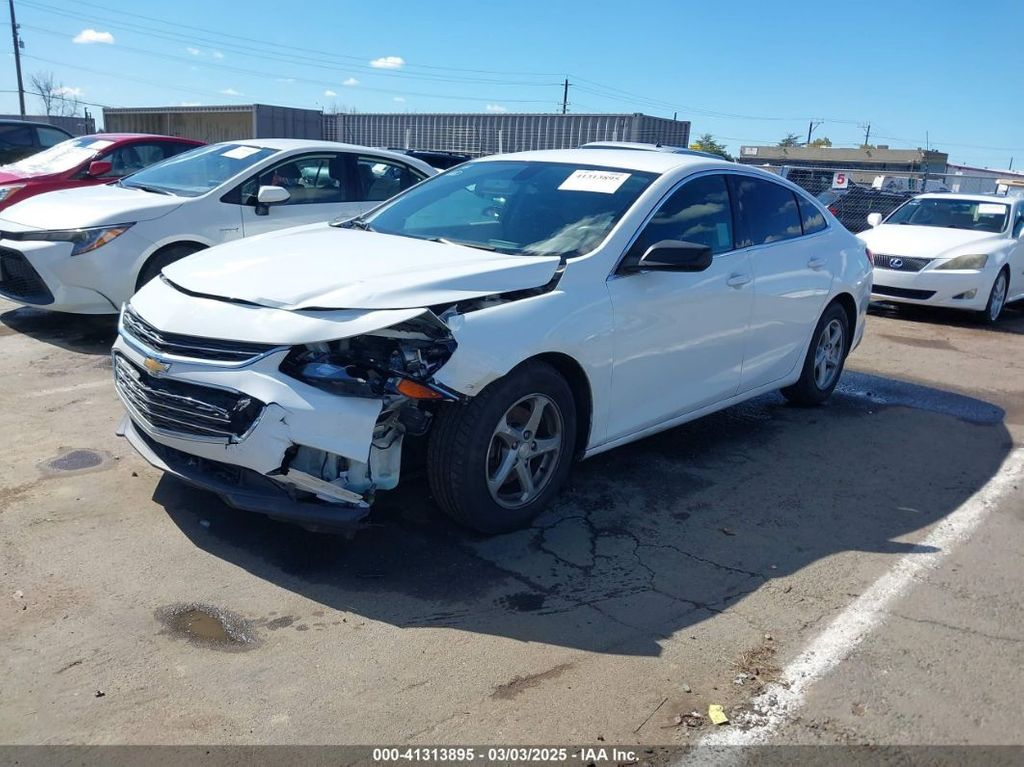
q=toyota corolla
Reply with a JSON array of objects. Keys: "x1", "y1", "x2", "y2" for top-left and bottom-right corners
[{"x1": 113, "y1": 149, "x2": 872, "y2": 533}]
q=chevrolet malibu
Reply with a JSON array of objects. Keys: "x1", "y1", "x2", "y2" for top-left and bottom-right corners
[
  {"x1": 114, "y1": 149, "x2": 872, "y2": 534},
  {"x1": 860, "y1": 193, "x2": 1024, "y2": 322},
  {"x1": 0, "y1": 139, "x2": 434, "y2": 313}
]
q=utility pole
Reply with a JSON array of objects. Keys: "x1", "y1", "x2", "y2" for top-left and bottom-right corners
[
  {"x1": 862, "y1": 122, "x2": 871, "y2": 146},
  {"x1": 561, "y1": 78, "x2": 569, "y2": 115},
  {"x1": 806, "y1": 119, "x2": 822, "y2": 145},
  {"x1": 8, "y1": 0, "x2": 25, "y2": 116}
]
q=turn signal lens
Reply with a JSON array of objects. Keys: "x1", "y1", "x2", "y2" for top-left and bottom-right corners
[{"x1": 396, "y1": 379, "x2": 444, "y2": 399}]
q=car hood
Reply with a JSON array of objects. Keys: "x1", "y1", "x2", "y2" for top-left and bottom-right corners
[
  {"x1": 0, "y1": 183, "x2": 185, "y2": 230},
  {"x1": 161, "y1": 224, "x2": 562, "y2": 310},
  {"x1": 0, "y1": 168, "x2": 57, "y2": 184},
  {"x1": 858, "y1": 224, "x2": 1007, "y2": 257}
]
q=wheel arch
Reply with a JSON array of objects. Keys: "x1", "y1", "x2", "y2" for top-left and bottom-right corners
[
  {"x1": 519, "y1": 351, "x2": 593, "y2": 459},
  {"x1": 830, "y1": 291, "x2": 858, "y2": 349},
  {"x1": 135, "y1": 240, "x2": 209, "y2": 291}
]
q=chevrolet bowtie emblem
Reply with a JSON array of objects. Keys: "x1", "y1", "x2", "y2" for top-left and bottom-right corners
[{"x1": 143, "y1": 357, "x2": 170, "y2": 376}]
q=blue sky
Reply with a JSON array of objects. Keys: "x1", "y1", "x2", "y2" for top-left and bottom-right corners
[{"x1": 4, "y1": 0, "x2": 1022, "y2": 168}]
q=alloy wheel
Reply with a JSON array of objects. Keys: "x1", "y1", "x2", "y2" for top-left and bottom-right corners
[
  {"x1": 485, "y1": 393, "x2": 563, "y2": 509},
  {"x1": 813, "y1": 318, "x2": 845, "y2": 390}
]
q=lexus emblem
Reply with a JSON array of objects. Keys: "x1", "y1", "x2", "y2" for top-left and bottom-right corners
[{"x1": 889, "y1": 257, "x2": 904, "y2": 269}]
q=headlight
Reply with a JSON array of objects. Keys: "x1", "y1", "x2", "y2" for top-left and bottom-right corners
[
  {"x1": 935, "y1": 253, "x2": 988, "y2": 270},
  {"x1": 0, "y1": 184, "x2": 26, "y2": 201},
  {"x1": 280, "y1": 317, "x2": 457, "y2": 400},
  {"x1": 20, "y1": 224, "x2": 134, "y2": 256}
]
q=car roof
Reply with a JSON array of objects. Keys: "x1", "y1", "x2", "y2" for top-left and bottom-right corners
[
  {"x1": 472, "y1": 147, "x2": 737, "y2": 174},
  {"x1": 202, "y1": 139, "x2": 436, "y2": 173},
  {"x1": 581, "y1": 141, "x2": 726, "y2": 160},
  {"x1": 914, "y1": 192, "x2": 1016, "y2": 204},
  {"x1": 0, "y1": 119, "x2": 72, "y2": 134},
  {"x1": 80, "y1": 133, "x2": 203, "y2": 143}
]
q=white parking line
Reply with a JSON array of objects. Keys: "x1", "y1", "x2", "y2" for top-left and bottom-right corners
[{"x1": 687, "y1": 447, "x2": 1024, "y2": 755}]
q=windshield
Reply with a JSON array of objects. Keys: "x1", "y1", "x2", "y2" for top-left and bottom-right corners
[
  {"x1": 2, "y1": 137, "x2": 114, "y2": 175},
  {"x1": 119, "y1": 143, "x2": 278, "y2": 197},
  {"x1": 346, "y1": 160, "x2": 658, "y2": 258},
  {"x1": 886, "y1": 198, "x2": 1010, "y2": 233}
]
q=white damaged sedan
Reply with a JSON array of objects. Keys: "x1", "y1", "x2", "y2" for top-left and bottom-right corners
[{"x1": 114, "y1": 149, "x2": 872, "y2": 533}]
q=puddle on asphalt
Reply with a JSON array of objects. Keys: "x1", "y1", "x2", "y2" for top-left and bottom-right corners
[
  {"x1": 157, "y1": 603, "x2": 259, "y2": 651},
  {"x1": 39, "y1": 448, "x2": 113, "y2": 476}
]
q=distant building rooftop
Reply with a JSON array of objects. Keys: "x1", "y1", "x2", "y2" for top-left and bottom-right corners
[{"x1": 738, "y1": 144, "x2": 948, "y2": 173}]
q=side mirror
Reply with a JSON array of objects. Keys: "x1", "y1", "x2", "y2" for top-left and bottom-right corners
[
  {"x1": 254, "y1": 185, "x2": 290, "y2": 216},
  {"x1": 633, "y1": 240, "x2": 713, "y2": 272},
  {"x1": 866, "y1": 212, "x2": 883, "y2": 228},
  {"x1": 86, "y1": 160, "x2": 113, "y2": 177}
]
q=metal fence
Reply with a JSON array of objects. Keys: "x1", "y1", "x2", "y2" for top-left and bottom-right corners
[{"x1": 755, "y1": 164, "x2": 1024, "y2": 233}]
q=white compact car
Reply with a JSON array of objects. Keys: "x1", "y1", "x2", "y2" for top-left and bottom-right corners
[
  {"x1": 0, "y1": 139, "x2": 434, "y2": 313},
  {"x1": 113, "y1": 149, "x2": 872, "y2": 533},
  {"x1": 859, "y1": 193, "x2": 1024, "y2": 322}
]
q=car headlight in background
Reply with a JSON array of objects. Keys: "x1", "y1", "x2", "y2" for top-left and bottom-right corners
[
  {"x1": 19, "y1": 224, "x2": 135, "y2": 256},
  {"x1": 0, "y1": 183, "x2": 26, "y2": 201},
  {"x1": 935, "y1": 254, "x2": 988, "y2": 270}
]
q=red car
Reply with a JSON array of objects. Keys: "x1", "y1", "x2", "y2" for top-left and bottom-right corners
[{"x1": 0, "y1": 133, "x2": 205, "y2": 211}]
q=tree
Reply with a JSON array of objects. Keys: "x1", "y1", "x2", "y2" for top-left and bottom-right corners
[
  {"x1": 809, "y1": 137, "x2": 833, "y2": 148},
  {"x1": 777, "y1": 133, "x2": 802, "y2": 147},
  {"x1": 29, "y1": 71, "x2": 81, "y2": 117},
  {"x1": 689, "y1": 133, "x2": 733, "y2": 161}
]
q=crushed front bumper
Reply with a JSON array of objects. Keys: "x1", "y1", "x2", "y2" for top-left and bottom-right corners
[{"x1": 119, "y1": 416, "x2": 371, "y2": 529}]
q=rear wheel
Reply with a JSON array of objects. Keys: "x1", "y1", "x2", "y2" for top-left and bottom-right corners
[
  {"x1": 978, "y1": 268, "x2": 1009, "y2": 324},
  {"x1": 135, "y1": 243, "x2": 205, "y2": 291},
  {"x1": 781, "y1": 302, "x2": 850, "y2": 406},
  {"x1": 427, "y1": 361, "x2": 576, "y2": 534}
]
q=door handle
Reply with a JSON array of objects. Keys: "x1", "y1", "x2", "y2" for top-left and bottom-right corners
[
  {"x1": 727, "y1": 273, "x2": 752, "y2": 288},
  {"x1": 808, "y1": 257, "x2": 827, "y2": 270}
]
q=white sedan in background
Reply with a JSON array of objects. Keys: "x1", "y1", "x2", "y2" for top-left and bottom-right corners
[
  {"x1": 0, "y1": 139, "x2": 434, "y2": 313},
  {"x1": 114, "y1": 149, "x2": 871, "y2": 534},
  {"x1": 859, "y1": 193, "x2": 1024, "y2": 322}
]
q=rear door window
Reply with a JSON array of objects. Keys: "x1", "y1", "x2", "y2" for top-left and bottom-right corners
[
  {"x1": 797, "y1": 196, "x2": 827, "y2": 234},
  {"x1": 729, "y1": 175, "x2": 803, "y2": 247},
  {"x1": 37, "y1": 126, "x2": 70, "y2": 148}
]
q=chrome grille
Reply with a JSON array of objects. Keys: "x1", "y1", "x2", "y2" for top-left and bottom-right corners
[
  {"x1": 873, "y1": 253, "x2": 932, "y2": 272},
  {"x1": 121, "y1": 306, "x2": 279, "y2": 363},
  {"x1": 114, "y1": 354, "x2": 264, "y2": 441}
]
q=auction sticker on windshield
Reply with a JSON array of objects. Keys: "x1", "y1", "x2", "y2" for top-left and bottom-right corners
[
  {"x1": 222, "y1": 146, "x2": 262, "y2": 160},
  {"x1": 558, "y1": 169, "x2": 631, "y2": 193},
  {"x1": 977, "y1": 203, "x2": 1007, "y2": 215}
]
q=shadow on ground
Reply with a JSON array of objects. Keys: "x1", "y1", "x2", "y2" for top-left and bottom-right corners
[
  {"x1": 869, "y1": 299, "x2": 1024, "y2": 335},
  {"x1": 0, "y1": 307, "x2": 118, "y2": 355},
  {"x1": 153, "y1": 371, "x2": 1013, "y2": 656}
]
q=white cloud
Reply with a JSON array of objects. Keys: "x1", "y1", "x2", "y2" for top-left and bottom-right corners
[
  {"x1": 393, "y1": 96, "x2": 406, "y2": 103},
  {"x1": 180, "y1": 101, "x2": 202, "y2": 107},
  {"x1": 343, "y1": 77, "x2": 359, "y2": 86},
  {"x1": 370, "y1": 56, "x2": 405, "y2": 69},
  {"x1": 485, "y1": 104, "x2": 507, "y2": 113},
  {"x1": 324, "y1": 89, "x2": 337, "y2": 97},
  {"x1": 186, "y1": 46, "x2": 201, "y2": 56},
  {"x1": 219, "y1": 88, "x2": 241, "y2": 96},
  {"x1": 55, "y1": 86, "x2": 83, "y2": 97},
  {"x1": 211, "y1": 50, "x2": 224, "y2": 59},
  {"x1": 73, "y1": 28, "x2": 114, "y2": 45},
  {"x1": 275, "y1": 77, "x2": 295, "y2": 83}
]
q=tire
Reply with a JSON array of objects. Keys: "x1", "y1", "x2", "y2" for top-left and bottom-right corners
[
  {"x1": 977, "y1": 268, "x2": 1009, "y2": 325},
  {"x1": 781, "y1": 302, "x2": 850, "y2": 406},
  {"x1": 427, "y1": 360, "x2": 577, "y2": 534},
  {"x1": 135, "y1": 244, "x2": 205, "y2": 291}
]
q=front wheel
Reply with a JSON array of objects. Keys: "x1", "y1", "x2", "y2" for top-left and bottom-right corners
[
  {"x1": 781, "y1": 302, "x2": 850, "y2": 406},
  {"x1": 427, "y1": 361, "x2": 576, "y2": 534},
  {"x1": 977, "y1": 269, "x2": 1009, "y2": 325}
]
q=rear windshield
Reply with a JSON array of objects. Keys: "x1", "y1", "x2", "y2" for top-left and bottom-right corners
[
  {"x1": 3, "y1": 137, "x2": 111, "y2": 175},
  {"x1": 350, "y1": 160, "x2": 659, "y2": 258},
  {"x1": 886, "y1": 198, "x2": 1010, "y2": 233},
  {"x1": 119, "y1": 143, "x2": 279, "y2": 197}
]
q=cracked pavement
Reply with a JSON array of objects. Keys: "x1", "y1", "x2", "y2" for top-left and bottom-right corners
[{"x1": 1, "y1": 298, "x2": 1023, "y2": 746}]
